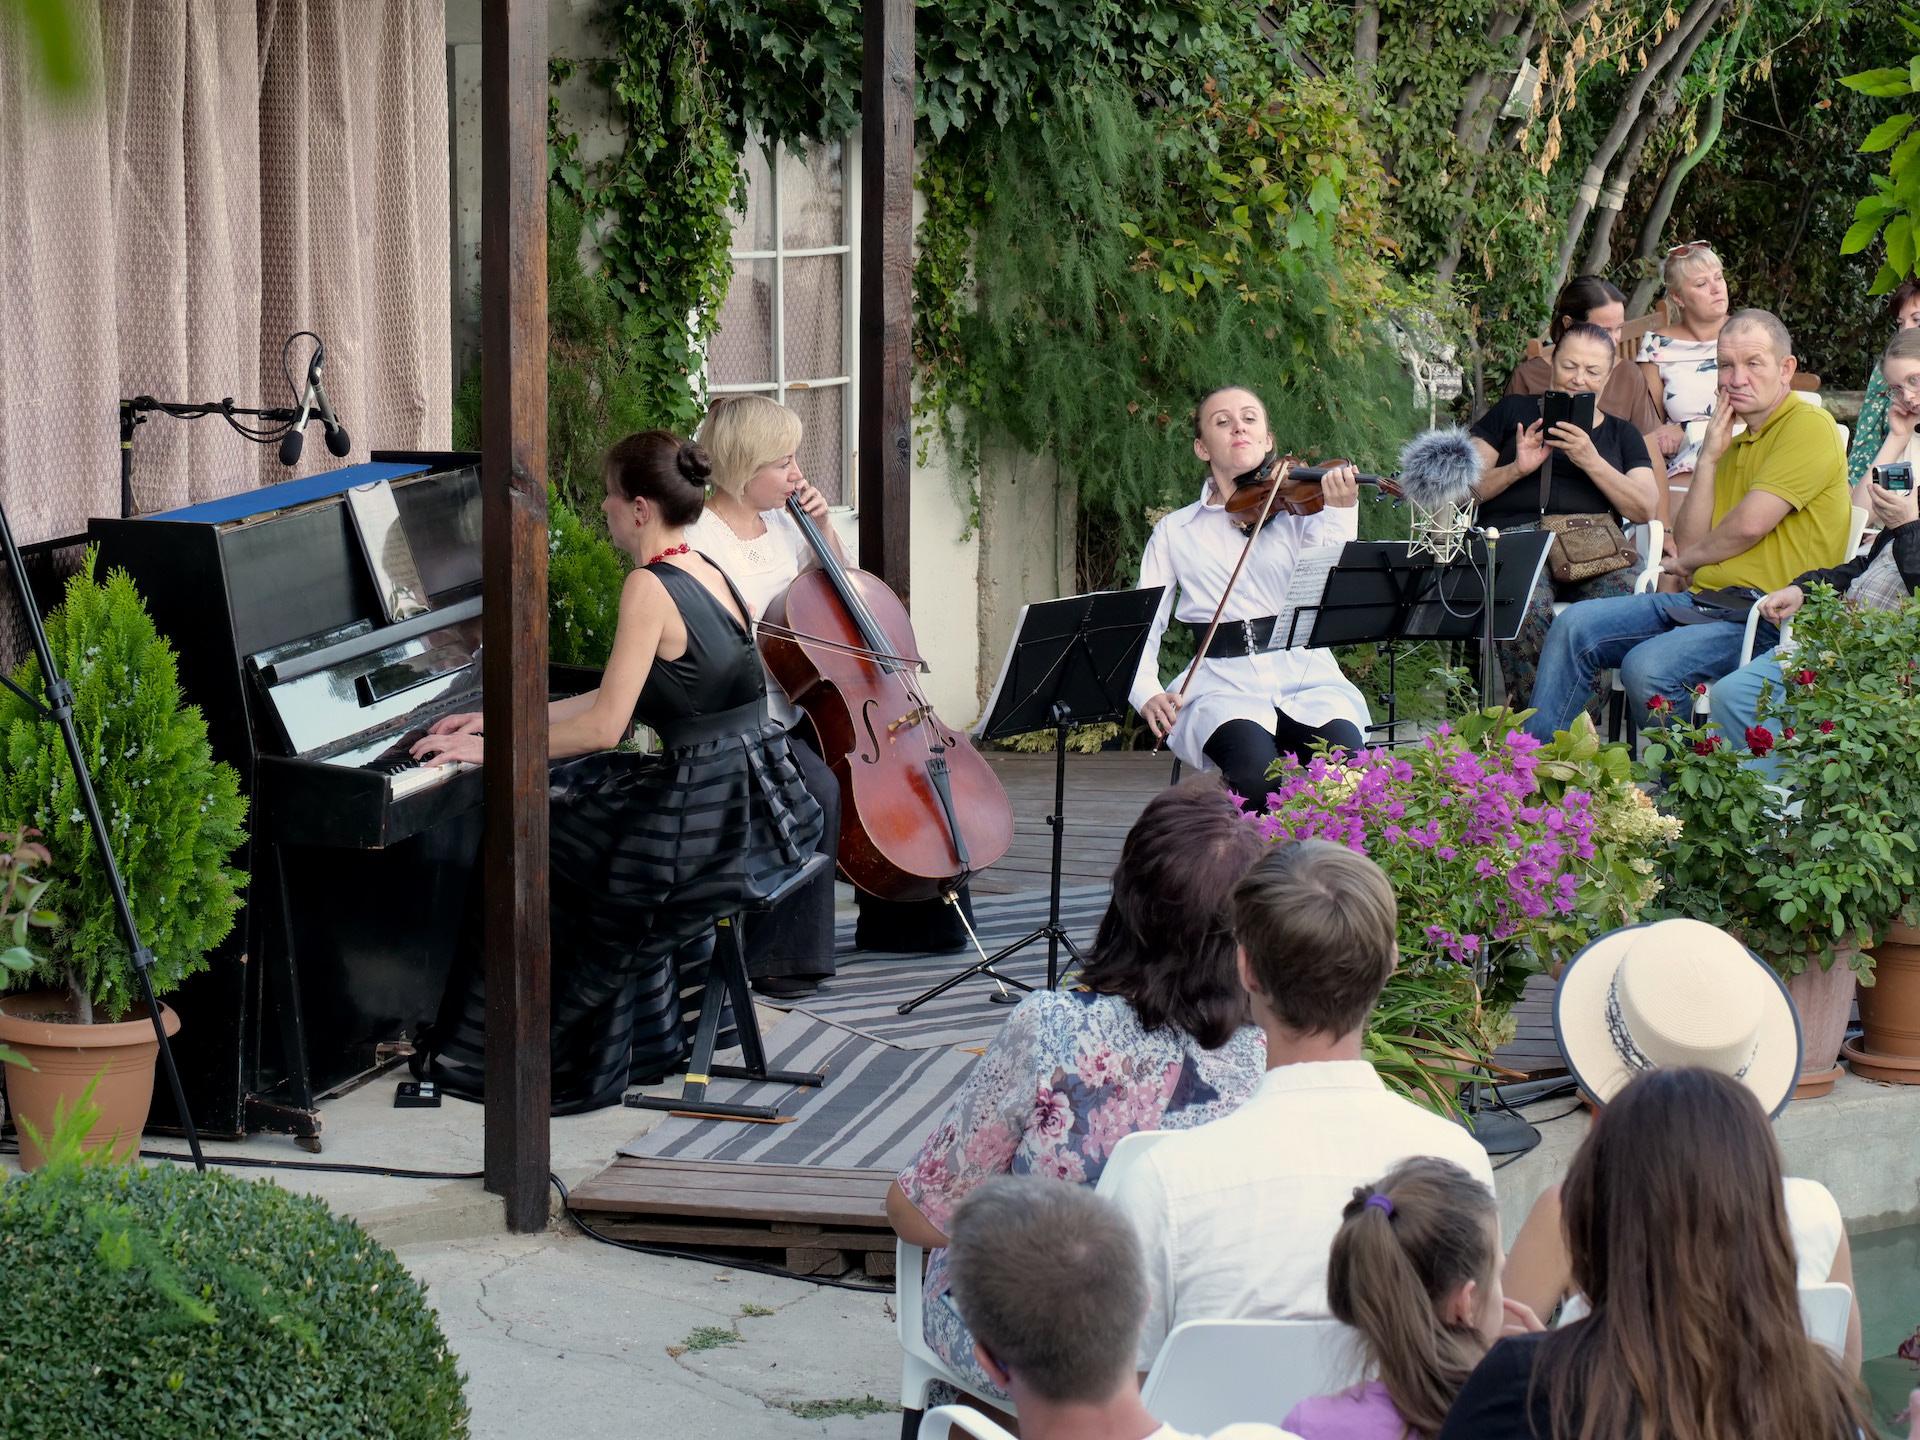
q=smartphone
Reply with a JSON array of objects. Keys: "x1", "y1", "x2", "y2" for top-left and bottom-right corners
[
  {"x1": 1875, "y1": 460, "x2": 1914, "y2": 494},
  {"x1": 1541, "y1": 390, "x2": 1597, "y2": 432}
]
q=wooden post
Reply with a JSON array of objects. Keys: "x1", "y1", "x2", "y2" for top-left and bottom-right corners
[
  {"x1": 859, "y1": 0, "x2": 915, "y2": 597},
  {"x1": 480, "y1": 0, "x2": 551, "y2": 1233}
]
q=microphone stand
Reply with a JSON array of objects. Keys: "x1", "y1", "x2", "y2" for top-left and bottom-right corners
[{"x1": 118, "y1": 396, "x2": 304, "y2": 518}]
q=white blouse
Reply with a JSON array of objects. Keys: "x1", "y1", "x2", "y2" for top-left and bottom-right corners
[
  {"x1": 684, "y1": 507, "x2": 818, "y2": 727},
  {"x1": 1127, "y1": 485, "x2": 1370, "y2": 774}
]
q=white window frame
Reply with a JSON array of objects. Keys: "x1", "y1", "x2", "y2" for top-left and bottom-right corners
[{"x1": 705, "y1": 134, "x2": 862, "y2": 507}]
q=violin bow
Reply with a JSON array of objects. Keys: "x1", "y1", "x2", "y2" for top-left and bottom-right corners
[
  {"x1": 753, "y1": 619, "x2": 930, "y2": 672},
  {"x1": 1153, "y1": 456, "x2": 1293, "y2": 753}
]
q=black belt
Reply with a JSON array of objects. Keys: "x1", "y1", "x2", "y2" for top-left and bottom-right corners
[
  {"x1": 1184, "y1": 615, "x2": 1278, "y2": 660},
  {"x1": 654, "y1": 699, "x2": 769, "y2": 750}
]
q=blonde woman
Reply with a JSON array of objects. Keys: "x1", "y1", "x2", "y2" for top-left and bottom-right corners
[
  {"x1": 1637, "y1": 242, "x2": 1731, "y2": 488},
  {"x1": 692, "y1": 396, "x2": 976, "y2": 962}
]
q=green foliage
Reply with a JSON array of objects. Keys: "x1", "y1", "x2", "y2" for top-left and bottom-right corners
[
  {"x1": 680, "y1": 1325, "x2": 740, "y2": 1352},
  {"x1": 1, "y1": 0, "x2": 85, "y2": 98},
  {"x1": 1642, "y1": 589, "x2": 1920, "y2": 976},
  {"x1": 0, "y1": 559, "x2": 246, "y2": 1018},
  {"x1": 1364, "y1": 962, "x2": 1495, "y2": 1119},
  {"x1": 0, "y1": 829, "x2": 52, "y2": 1067},
  {"x1": 784, "y1": 1396, "x2": 894, "y2": 1420},
  {"x1": 0, "y1": 1156, "x2": 468, "y2": 1438},
  {"x1": 548, "y1": 486, "x2": 631, "y2": 668},
  {"x1": 1843, "y1": 8, "x2": 1920, "y2": 295}
]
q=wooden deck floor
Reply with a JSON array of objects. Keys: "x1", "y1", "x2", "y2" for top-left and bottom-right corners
[{"x1": 977, "y1": 748, "x2": 1565, "y2": 1079}]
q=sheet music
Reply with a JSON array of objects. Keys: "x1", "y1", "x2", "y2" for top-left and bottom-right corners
[
  {"x1": 345, "y1": 481, "x2": 431, "y2": 624},
  {"x1": 1269, "y1": 545, "x2": 1345, "y2": 651}
]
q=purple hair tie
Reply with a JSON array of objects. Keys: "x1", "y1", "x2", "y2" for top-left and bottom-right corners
[{"x1": 1364, "y1": 1193, "x2": 1395, "y2": 1219}]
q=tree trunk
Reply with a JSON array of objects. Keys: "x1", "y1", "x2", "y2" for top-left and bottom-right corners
[
  {"x1": 1579, "y1": 0, "x2": 1721, "y2": 275},
  {"x1": 1549, "y1": 0, "x2": 1725, "y2": 294},
  {"x1": 1355, "y1": 2, "x2": 1380, "y2": 91},
  {"x1": 1625, "y1": 5, "x2": 1752, "y2": 315}
]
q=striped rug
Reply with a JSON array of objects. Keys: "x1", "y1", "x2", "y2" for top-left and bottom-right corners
[
  {"x1": 784, "y1": 882, "x2": 1113, "y2": 1049},
  {"x1": 618, "y1": 1015, "x2": 977, "y2": 1171}
]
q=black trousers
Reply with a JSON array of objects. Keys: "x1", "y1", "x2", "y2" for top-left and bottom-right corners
[{"x1": 1202, "y1": 711, "x2": 1365, "y2": 809}]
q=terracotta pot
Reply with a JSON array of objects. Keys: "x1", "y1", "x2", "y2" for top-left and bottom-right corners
[
  {"x1": 1784, "y1": 949, "x2": 1858, "y2": 1100},
  {"x1": 0, "y1": 991, "x2": 179, "y2": 1170},
  {"x1": 1858, "y1": 920, "x2": 1920, "y2": 1060}
]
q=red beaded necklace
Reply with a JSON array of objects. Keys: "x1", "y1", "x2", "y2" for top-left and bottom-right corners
[{"x1": 646, "y1": 542, "x2": 691, "y2": 567}]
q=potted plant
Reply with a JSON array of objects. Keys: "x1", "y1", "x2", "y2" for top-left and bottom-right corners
[
  {"x1": 1643, "y1": 589, "x2": 1920, "y2": 1096},
  {"x1": 1250, "y1": 709, "x2": 1671, "y2": 1112},
  {"x1": 0, "y1": 558, "x2": 247, "y2": 1167}
]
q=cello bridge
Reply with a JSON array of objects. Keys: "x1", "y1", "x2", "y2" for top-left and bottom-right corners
[{"x1": 887, "y1": 705, "x2": 930, "y2": 736}]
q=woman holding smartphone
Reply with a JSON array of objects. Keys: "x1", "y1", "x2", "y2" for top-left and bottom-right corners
[{"x1": 1468, "y1": 324, "x2": 1660, "y2": 710}]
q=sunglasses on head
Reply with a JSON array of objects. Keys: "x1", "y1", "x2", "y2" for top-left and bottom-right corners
[{"x1": 1666, "y1": 240, "x2": 1714, "y2": 259}]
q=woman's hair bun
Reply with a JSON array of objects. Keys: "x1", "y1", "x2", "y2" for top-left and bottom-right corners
[{"x1": 675, "y1": 441, "x2": 714, "y2": 487}]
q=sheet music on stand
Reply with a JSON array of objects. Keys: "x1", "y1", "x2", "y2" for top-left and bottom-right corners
[
  {"x1": 1273, "y1": 534, "x2": 1554, "y2": 651},
  {"x1": 1269, "y1": 545, "x2": 1345, "y2": 654}
]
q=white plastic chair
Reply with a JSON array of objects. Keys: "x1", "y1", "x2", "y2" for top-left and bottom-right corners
[
  {"x1": 918, "y1": 1405, "x2": 1016, "y2": 1440},
  {"x1": 1730, "y1": 503, "x2": 1867, "y2": 671},
  {"x1": 1799, "y1": 1280, "x2": 1854, "y2": 1360},
  {"x1": 894, "y1": 1131, "x2": 1171, "y2": 1434},
  {"x1": 1139, "y1": 1318, "x2": 1356, "y2": 1435}
]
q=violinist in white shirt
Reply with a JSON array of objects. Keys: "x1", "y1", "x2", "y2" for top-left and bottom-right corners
[{"x1": 1130, "y1": 386, "x2": 1370, "y2": 808}]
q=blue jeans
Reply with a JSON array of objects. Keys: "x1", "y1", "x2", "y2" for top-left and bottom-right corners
[
  {"x1": 1709, "y1": 651, "x2": 1787, "y2": 782},
  {"x1": 1522, "y1": 592, "x2": 1778, "y2": 742}
]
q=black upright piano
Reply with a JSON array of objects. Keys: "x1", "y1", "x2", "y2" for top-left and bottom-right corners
[{"x1": 90, "y1": 452, "x2": 496, "y2": 1143}]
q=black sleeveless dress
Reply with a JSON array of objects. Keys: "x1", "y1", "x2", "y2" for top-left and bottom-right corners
[{"x1": 421, "y1": 559, "x2": 825, "y2": 1114}]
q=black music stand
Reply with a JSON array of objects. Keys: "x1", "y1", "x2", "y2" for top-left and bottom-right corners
[{"x1": 896, "y1": 586, "x2": 1165, "y2": 1015}]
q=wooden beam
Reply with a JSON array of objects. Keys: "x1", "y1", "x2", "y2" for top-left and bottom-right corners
[
  {"x1": 479, "y1": 0, "x2": 551, "y2": 1233},
  {"x1": 858, "y1": 0, "x2": 915, "y2": 599}
]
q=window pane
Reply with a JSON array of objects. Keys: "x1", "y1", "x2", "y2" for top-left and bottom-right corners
[
  {"x1": 729, "y1": 142, "x2": 775, "y2": 253},
  {"x1": 710, "y1": 257, "x2": 775, "y2": 386},
  {"x1": 781, "y1": 254, "x2": 844, "y2": 384},
  {"x1": 779, "y1": 140, "x2": 845, "y2": 250},
  {"x1": 787, "y1": 384, "x2": 846, "y2": 507}
]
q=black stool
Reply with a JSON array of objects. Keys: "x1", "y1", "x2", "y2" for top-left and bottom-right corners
[{"x1": 625, "y1": 852, "x2": 832, "y2": 1123}]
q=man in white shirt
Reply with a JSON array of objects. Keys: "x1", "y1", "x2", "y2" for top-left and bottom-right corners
[
  {"x1": 946, "y1": 1175, "x2": 1301, "y2": 1440},
  {"x1": 1108, "y1": 840, "x2": 1496, "y2": 1369}
]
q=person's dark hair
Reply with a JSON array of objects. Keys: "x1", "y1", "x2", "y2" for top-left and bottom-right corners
[
  {"x1": 1192, "y1": 383, "x2": 1268, "y2": 438},
  {"x1": 1555, "y1": 322, "x2": 1618, "y2": 360},
  {"x1": 1549, "y1": 276, "x2": 1627, "y2": 342},
  {"x1": 1886, "y1": 278, "x2": 1920, "y2": 330},
  {"x1": 946, "y1": 1176, "x2": 1147, "y2": 1405},
  {"x1": 604, "y1": 429, "x2": 710, "y2": 526},
  {"x1": 1231, "y1": 840, "x2": 1397, "y2": 1037},
  {"x1": 1536, "y1": 1067, "x2": 1867, "y2": 1440},
  {"x1": 1077, "y1": 782, "x2": 1262, "y2": 1049},
  {"x1": 1328, "y1": 1157, "x2": 1499, "y2": 1437}
]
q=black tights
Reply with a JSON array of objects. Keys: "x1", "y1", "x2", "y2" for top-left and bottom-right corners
[{"x1": 1203, "y1": 713, "x2": 1365, "y2": 809}]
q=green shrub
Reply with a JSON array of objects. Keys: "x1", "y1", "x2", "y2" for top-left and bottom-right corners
[
  {"x1": 0, "y1": 1158, "x2": 469, "y2": 1439},
  {"x1": 549, "y1": 486, "x2": 631, "y2": 668},
  {"x1": 0, "y1": 557, "x2": 247, "y2": 1019}
]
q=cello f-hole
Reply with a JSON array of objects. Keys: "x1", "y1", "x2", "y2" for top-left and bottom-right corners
[{"x1": 857, "y1": 697, "x2": 885, "y2": 764}]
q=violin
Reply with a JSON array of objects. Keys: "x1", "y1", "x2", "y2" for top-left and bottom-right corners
[
  {"x1": 758, "y1": 498, "x2": 1015, "y2": 902},
  {"x1": 1223, "y1": 453, "x2": 1400, "y2": 530}
]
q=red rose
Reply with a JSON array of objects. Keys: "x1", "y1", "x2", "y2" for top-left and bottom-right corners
[
  {"x1": 1795, "y1": 669, "x2": 1817, "y2": 687},
  {"x1": 1692, "y1": 736, "x2": 1723, "y2": 755},
  {"x1": 1744, "y1": 726, "x2": 1775, "y2": 757},
  {"x1": 1817, "y1": 719, "x2": 1835, "y2": 734},
  {"x1": 1646, "y1": 694, "x2": 1672, "y2": 714},
  {"x1": 1695, "y1": 683, "x2": 1709, "y2": 696},
  {"x1": 1783, "y1": 726, "x2": 1796, "y2": 740}
]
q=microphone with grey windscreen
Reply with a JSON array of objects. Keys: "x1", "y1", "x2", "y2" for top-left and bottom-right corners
[{"x1": 1395, "y1": 426, "x2": 1480, "y2": 562}]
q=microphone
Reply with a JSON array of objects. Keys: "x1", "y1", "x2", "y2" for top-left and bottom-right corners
[
  {"x1": 313, "y1": 366, "x2": 352, "y2": 457},
  {"x1": 276, "y1": 338, "x2": 353, "y2": 465},
  {"x1": 1395, "y1": 427, "x2": 1481, "y2": 563},
  {"x1": 277, "y1": 373, "x2": 317, "y2": 466}
]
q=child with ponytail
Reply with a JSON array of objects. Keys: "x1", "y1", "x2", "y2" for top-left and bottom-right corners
[{"x1": 1283, "y1": 1156, "x2": 1539, "y2": 1440}]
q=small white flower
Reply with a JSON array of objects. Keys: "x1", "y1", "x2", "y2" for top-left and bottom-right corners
[{"x1": 68, "y1": 808, "x2": 83, "y2": 823}]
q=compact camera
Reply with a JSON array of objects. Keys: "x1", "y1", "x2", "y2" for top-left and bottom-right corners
[{"x1": 1874, "y1": 460, "x2": 1914, "y2": 494}]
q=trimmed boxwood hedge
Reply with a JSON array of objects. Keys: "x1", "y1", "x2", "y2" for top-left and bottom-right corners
[{"x1": 0, "y1": 1159, "x2": 468, "y2": 1438}]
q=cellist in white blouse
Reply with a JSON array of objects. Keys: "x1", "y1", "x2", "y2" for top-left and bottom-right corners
[{"x1": 1129, "y1": 385, "x2": 1371, "y2": 807}]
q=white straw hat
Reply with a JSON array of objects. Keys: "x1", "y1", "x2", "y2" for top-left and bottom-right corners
[{"x1": 1553, "y1": 918, "x2": 1802, "y2": 1118}]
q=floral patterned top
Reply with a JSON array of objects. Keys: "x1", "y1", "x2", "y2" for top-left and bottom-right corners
[
  {"x1": 1637, "y1": 329, "x2": 1720, "y2": 476},
  {"x1": 1849, "y1": 363, "x2": 1891, "y2": 489},
  {"x1": 898, "y1": 987, "x2": 1265, "y2": 1304}
]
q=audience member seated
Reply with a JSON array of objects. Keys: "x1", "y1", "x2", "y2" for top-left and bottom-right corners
[
  {"x1": 1846, "y1": 279, "x2": 1920, "y2": 504},
  {"x1": 1507, "y1": 276, "x2": 1665, "y2": 447},
  {"x1": 1852, "y1": 327, "x2": 1920, "y2": 517},
  {"x1": 945, "y1": 1176, "x2": 1303, "y2": 1440},
  {"x1": 1713, "y1": 460, "x2": 1919, "y2": 780},
  {"x1": 1471, "y1": 322, "x2": 1660, "y2": 711},
  {"x1": 1637, "y1": 242, "x2": 1731, "y2": 490},
  {"x1": 1284, "y1": 1157, "x2": 1542, "y2": 1440},
  {"x1": 1437, "y1": 1068, "x2": 1868, "y2": 1440},
  {"x1": 1107, "y1": 841, "x2": 1495, "y2": 1371},
  {"x1": 1501, "y1": 918, "x2": 1861, "y2": 1371},
  {"x1": 889, "y1": 783, "x2": 1268, "y2": 1398},
  {"x1": 1523, "y1": 309, "x2": 1849, "y2": 741}
]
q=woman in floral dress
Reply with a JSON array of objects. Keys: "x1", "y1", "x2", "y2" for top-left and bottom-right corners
[{"x1": 886, "y1": 782, "x2": 1269, "y2": 1397}]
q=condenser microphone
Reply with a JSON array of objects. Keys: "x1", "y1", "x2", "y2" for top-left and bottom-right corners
[
  {"x1": 312, "y1": 365, "x2": 352, "y2": 457},
  {"x1": 277, "y1": 372, "x2": 317, "y2": 466},
  {"x1": 1396, "y1": 426, "x2": 1481, "y2": 563}
]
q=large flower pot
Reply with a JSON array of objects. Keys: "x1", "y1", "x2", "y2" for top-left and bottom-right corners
[
  {"x1": 1785, "y1": 950, "x2": 1858, "y2": 1100},
  {"x1": 0, "y1": 991, "x2": 180, "y2": 1170},
  {"x1": 1844, "y1": 921, "x2": 1920, "y2": 1083}
]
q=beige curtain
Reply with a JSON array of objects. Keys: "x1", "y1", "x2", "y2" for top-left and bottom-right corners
[{"x1": 0, "y1": 0, "x2": 449, "y2": 540}]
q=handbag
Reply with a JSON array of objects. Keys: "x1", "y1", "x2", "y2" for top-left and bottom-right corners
[{"x1": 1537, "y1": 447, "x2": 1635, "y2": 584}]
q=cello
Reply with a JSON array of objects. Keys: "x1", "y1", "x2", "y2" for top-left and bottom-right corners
[{"x1": 759, "y1": 498, "x2": 1015, "y2": 901}]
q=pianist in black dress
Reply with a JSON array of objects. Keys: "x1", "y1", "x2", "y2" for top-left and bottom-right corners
[{"x1": 410, "y1": 430, "x2": 824, "y2": 1114}]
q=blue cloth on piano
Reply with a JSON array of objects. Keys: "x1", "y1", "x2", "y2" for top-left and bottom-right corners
[{"x1": 147, "y1": 462, "x2": 429, "y2": 525}]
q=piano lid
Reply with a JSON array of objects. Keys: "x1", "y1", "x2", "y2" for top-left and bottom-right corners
[{"x1": 146, "y1": 462, "x2": 430, "y2": 527}]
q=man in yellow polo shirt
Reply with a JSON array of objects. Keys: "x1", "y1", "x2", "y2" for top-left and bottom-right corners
[{"x1": 1523, "y1": 308, "x2": 1848, "y2": 740}]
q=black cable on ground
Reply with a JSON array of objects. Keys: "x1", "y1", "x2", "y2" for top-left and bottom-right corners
[{"x1": 0, "y1": 1137, "x2": 483, "y2": 1181}]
